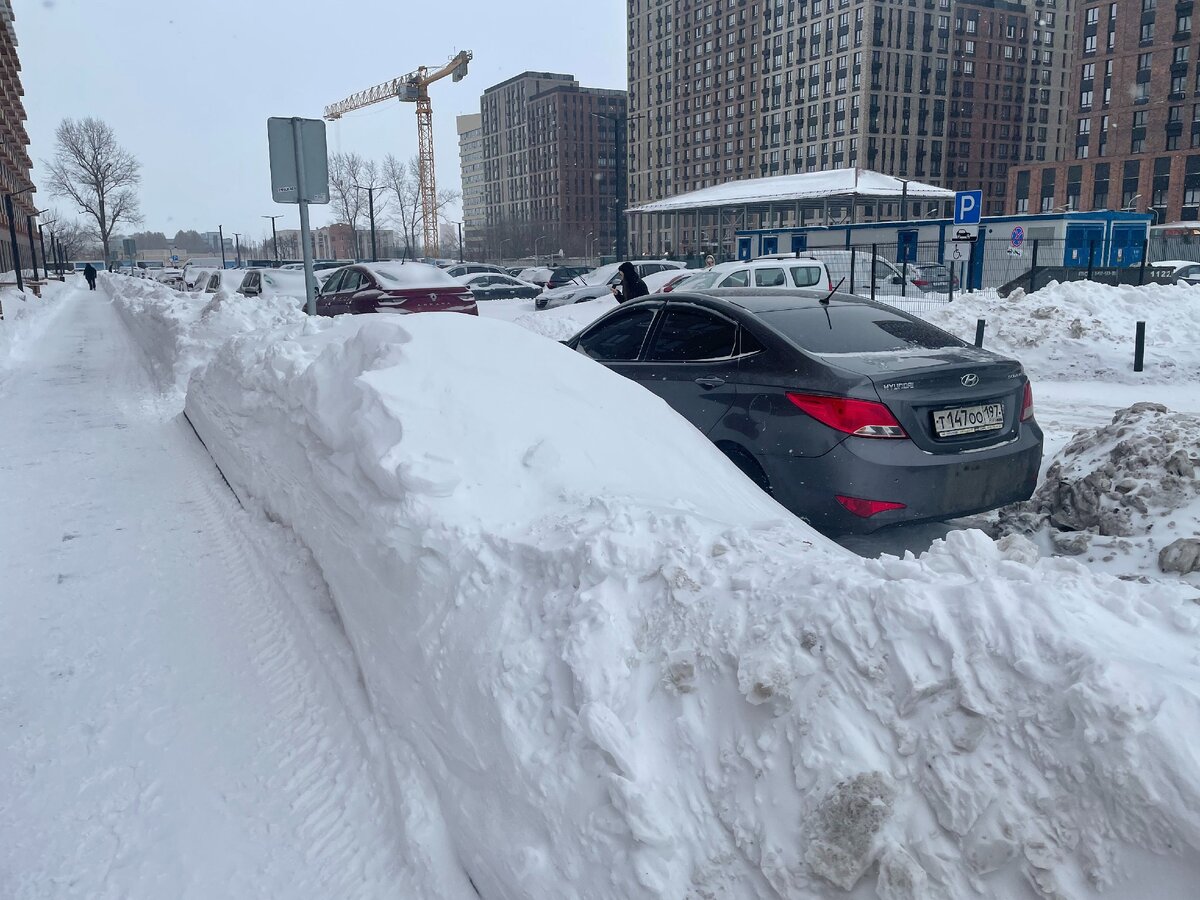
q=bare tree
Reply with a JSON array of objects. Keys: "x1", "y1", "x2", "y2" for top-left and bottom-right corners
[
  {"x1": 41, "y1": 208, "x2": 95, "y2": 261},
  {"x1": 328, "y1": 152, "x2": 367, "y2": 229},
  {"x1": 383, "y1": 154, "x2": 461, "y2": 258},
  {"x1": 44, "y1": 118, "x2": 142, "y2": 262}
]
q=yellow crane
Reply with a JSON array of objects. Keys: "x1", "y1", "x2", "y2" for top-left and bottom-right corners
[{"x1": 324, "y1": 51, "x2": 472, "y2": 257}]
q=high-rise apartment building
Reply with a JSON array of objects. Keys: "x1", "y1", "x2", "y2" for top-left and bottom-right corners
[
  {"x1": 1008, "y1": 0, "x2": 1200, "y2": 224},
  {"x1": 626, "y1": 0, "x2": 1072, "y2": 217},
  {"x1": 457, "y1": 113, "x2": 487, "y2": 260},
  {"x1": 1, "y1": 2, "x2": 38, "y2": 277},
  {"x1": 475, "y1": 72, "x2": 627, "y2": 258}
]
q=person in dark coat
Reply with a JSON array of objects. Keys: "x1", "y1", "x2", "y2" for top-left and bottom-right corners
[
  {"x1": 611, "y1": 262, "x2": 649, "y2": 304},
  {"x1": 83, "y1": 263, "x2": 97, "y2": 291}
]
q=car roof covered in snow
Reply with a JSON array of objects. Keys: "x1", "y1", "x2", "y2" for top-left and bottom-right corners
[{"x1": 359, "y1": 261, "x2": 461, "y2": 287}]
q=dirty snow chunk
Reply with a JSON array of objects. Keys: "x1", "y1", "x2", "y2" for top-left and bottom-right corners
[
  {"x1": 805, "y1": 772, "x2": 896, "y2": 890},
  {"x1": 1160, "y1": 538, "x2": 1200, "y2": 574},
  {"x1": 921, "y1": 281, "x2": 1200, "y2": 385},
  {"x1": 996, "y1": 402, "x2": 1200, "y2": 582}
]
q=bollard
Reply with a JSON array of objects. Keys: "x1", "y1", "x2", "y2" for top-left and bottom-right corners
[
  {"x1": 1139, "y1": 238, "x2": 1148, "y2": 285},
  {"x1": 974, "y1": 318, "x2": 986, "y2": 347},
  {"x1": 1087, "y1": 239, "x2": 1096, "y2": 281},
  {"x1": 1134, "y1": 320, "x2": 1146, "y2": 372},
  {"x1": 871, "y1": 243, "x2": 877, "y2": 303},
  {"x1": 948, "y1": 259, "x2": 955, "y2": 304},
  {"x1": 967, "y1": 239, "x2": 977, "y2": 294},
  {"x1": 1027, "y1": 239, "x2": 1040, "y2": 294}
]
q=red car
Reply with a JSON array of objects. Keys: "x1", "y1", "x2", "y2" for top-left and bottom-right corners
[{"x1": 315, "y1": 262, "x2": 477, "y2": 317}]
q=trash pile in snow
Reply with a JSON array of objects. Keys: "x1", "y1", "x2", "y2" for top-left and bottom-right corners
[
  {"x1": 991, "y1": 402, "x2": 1200, "y2": 583},
  {"x1": 920, "y1": 280, "x2": 1200, "y2": 384},
  {"x1": 0, "y1": 280, "x2": 70, "y2": 369},
  {"x1": 99, "y1": 277, "x2": 1200, "y2": 898}
]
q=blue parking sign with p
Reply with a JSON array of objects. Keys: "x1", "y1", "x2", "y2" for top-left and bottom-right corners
[{"x1": 954, "y1": 190, "x2": 982, "y2": 225}]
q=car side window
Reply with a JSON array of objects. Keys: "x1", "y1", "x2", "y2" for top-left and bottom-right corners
[
  {"x1": 719, "y1": 269, "x2": 750, "y2": 287},
  {"x1": 320, "y1": 271, "x2": 345, "y2": 294},
  {"x1": 646, "y1": 307, "x2": 738, "y2": 362},
  {"x1": 754, "y1": 268, "x2": 786, "y2": 287},
  {"x1": 790, "y1": 265, "x2": 822, "y2": 287},
  {"x1": 341, "y1": 271, "x2": 363, "y2": 292},
  {"x1": 577, "y1": 307, "x2": 658, "y2": 361}
]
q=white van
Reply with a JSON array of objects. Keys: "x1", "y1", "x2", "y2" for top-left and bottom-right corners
[
  {"x1": 757, "y1": 250, "x2": 950, "y2": 296},
  {"x1": 672, "y1": 257, "x2": 832, "y2": 292}
]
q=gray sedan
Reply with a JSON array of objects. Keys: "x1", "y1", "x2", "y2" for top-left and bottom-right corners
[{"x1": 566, "y1": 289, "x2": 1042, "y2": 533}]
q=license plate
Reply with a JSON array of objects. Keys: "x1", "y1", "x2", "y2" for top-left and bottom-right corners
[{"x1": 932, "y1": 402, "x2": 1004, "y2": 437}]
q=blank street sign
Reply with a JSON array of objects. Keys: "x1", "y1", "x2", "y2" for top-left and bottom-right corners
[{"x1": 267, "y1": 118, "x2": 330, "y2": 205}]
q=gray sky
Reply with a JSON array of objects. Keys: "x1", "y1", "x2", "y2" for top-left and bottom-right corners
[{"x1": 17, "y1": 0, "x2": 625, "y2": 244}]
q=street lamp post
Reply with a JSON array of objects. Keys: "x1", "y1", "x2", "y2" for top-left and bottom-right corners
[
  {"x1": 534, "y1": 234, "x2": 547, "y2": 266},
  {"x1": 262, "y1": 214, "x2": 282, "y2": 263},
  {"x1": 4, "y1": 187, "x2": 33, "y2": 291},
  {"x1": 26, "y1": 212, "x2": 43, "y2": 281},
  {"x1": 585, "y1": 231, "x2": 593, "y2": 263},
  {"x1": 455, "y1": 222, "x2": 464, "y2": 263},
  {"x1": 232, "y1": 232, "x2": 242, "y2": 268},
  {"x1": 218, "y1": 224, "x2": 227, "y2": 268},
  {"x1": 352, "y1": 183, "x2": 383, "y2": 262},
  {"x1": 499, "y1": 237, "x2": 512, "y2": 262},
  {"x1": 37, "y1": 222, "x2": 49, "y2": 282},
  {"x1": 590, "y1": 110, "x2": 627, "y2": 260}
]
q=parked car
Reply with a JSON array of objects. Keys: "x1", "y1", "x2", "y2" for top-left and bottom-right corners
[
  {"x1": 315, "y1": 261, "x2": 477, "y2": 317},
  {"x1": 1152, "y1": 259, "x2": 1200, "y2": 285},
  {"x1": 642, "y1": 268, "x2": 703, "y2": 294},
  {"x1": 536, "y1": 260, "x2": 688, "y2": 310},
  {"x1": 565, "y1": 289, "x2": 1042, "y2": 534},
  {"x1": 517, "y1": 266, "x2": 556, "y2": 286},
  {"x1": 455, "y1": 272, "x2": 543, "y2": 300},
  {"x1": 504, "y1": 267, "x2": 527, "y2": 278},
  {"x1": 672, "y1": 258, "x2": 832, "y2": 293},
  {"x1": 444, "y1": 263, "x2": 509, "y2": 279},
  {"x1": 237, "y1": 268, "x2": 319, "y2": 303},
  {"x1": 758, "y1": 250, "x2": 912, "y2": 296},
  {"x1": 905, "y1": 262, "x2": 958, "y2": 292},
  {"x1": 544, "y1": 266, "x2": 593, "y2": 290},
  {"x1": 194, "y1": 268, "x2": 246, "y2": 294}
]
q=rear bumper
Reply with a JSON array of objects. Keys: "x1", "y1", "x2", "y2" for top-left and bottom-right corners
[{"x1": 763, "y1": 421, "x2": 1043, "y2": 534}]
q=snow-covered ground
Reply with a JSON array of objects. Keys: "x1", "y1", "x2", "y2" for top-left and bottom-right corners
[{"x1": 6, "y1": 275, "x2": 1200, "y2": 899}]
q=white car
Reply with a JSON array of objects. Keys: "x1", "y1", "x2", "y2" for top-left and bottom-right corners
[
  {"x1": 536, "y1": 260, "x2": 688, "y2": 310},
  {"x1": 237, "y1": 267, "x2": 327, "y2": 303},
  {"x1": 1152, "y1": 259, "x2": 1200, "y2": 285},
  {"x1": 670, "y1": 258, "x2": 832, "y2": 293},
  {"x1": 517, "y1": 266, "x2": 555, "y2": 286}
]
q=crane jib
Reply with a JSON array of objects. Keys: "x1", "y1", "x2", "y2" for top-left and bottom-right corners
[{"x1": 323, "y1": 51, "x2": 472, "y2": 256}]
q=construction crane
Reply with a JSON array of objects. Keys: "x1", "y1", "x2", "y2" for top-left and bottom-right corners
[{"x1": 324, "y1": 51, "x2": 472, "y2": 257}]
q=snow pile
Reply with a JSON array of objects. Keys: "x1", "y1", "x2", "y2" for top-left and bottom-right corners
[
  {"x1": 507, "y1": 294, "x2": 618, "y2": 341},
  {"x1": 993, "y1": 402, "x2": 1200, "y2": 583},
  {"x1": 101, "y1": 272, "x2": 307, "y2": 397},
  {"x1": 154, "y1": 291, "x2": 1200, "y2": 899},
  {"x1": 0, "y1": 280, "x2": 71, "y2": 369},
  {"x1": 922, "y1": 281, "x2": 1200, "y2": 384}
]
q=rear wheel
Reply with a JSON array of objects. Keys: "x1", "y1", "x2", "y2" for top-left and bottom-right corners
[{"x1": 717, "y1": 443, "x2": 772, "y2": 495}]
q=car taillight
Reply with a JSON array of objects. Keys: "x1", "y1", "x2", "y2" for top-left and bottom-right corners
[
  {"x1": 1021, "y1": 382, "x2": 1034, "y2": 421},
  {"x1": 786, "y1": 392, "x2": 907, "y2": 438},
  {"x1": 912, "y1": 279, "x2": 929, "y2": 287},
  {"x1": 836, "y1": 495, "x2": 907, "y2": 518}
]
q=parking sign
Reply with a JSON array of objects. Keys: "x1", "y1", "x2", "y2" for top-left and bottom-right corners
[{"x1": 954, "y1": 190, "x2": 983, "y2": 225}]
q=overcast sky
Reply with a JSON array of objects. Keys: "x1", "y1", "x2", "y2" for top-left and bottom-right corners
[{"x1": 17, "y1": 0, "x2": 625, "y2": 244}]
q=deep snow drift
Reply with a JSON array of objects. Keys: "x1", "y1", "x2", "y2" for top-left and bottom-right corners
[
  {"x1": 94, "y1": 276, "x2": 1200, "y2": 898},
  {"x1": 0, "y1": 281, "x2": 72, "y2": 368}
]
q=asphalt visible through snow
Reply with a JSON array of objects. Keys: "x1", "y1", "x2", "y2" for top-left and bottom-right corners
[{"x1": 0, "y1": 288, "x2": 412, "y2": 899}]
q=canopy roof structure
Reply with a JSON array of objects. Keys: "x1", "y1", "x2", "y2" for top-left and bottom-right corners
[{"x1": 628, "y1": 168, "x2": 954, "y2": 214}]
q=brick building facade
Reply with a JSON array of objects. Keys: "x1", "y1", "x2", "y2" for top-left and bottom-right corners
[
  {"x1": 1008, "y1": 0, "x2": 1200, "y2": 223},
  {"x1": 1, "y1": 2, "x2": 38, "y2": 277}
]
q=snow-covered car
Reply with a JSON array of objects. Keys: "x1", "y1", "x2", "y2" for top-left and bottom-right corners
[
  {"x1": 193, "y1": 268, "x2": 246, "y2": 294},
  {"x1": 315, "y1": 261, "x2": 476, "y2": 317},
  {"x1": 671, "y1": 258, "x2": 832, "y2": 293},
  {"x1": 642, "y1": 268, "x2": 703, "y2": 294},
  {"x1": 444, "y1": 263, "x2": 508, "y2": 279},
  {"x1": 517, "y1": 266, "x2": 555, "y2": 286},
  {"x1": 182, "y1": 259, "x2": 222, "y2": 289},
  {"x1": 1152, "y1": 259, "x2": 1200, "y2": 285},
  {"x1": 156, "y1": 267, "x2": 184, "y2": 286},
  {"x1": 455, "y1": 272, "x2": 542, "y2": 300},
  {"x1": 536, "y1": 260, "x2": 688, "y2": 310},
  {"x1": 237, "y1": 268, "x2": 326, "y2": 303}
]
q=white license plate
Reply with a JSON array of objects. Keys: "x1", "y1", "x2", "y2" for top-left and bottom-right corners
[{"x1": 932, "y1": 402, "x2": 1005, "y2": 437}]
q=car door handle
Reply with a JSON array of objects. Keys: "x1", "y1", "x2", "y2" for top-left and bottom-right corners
[{"x1": 694, "y1": 376, "x2": 726, "y2": 389}]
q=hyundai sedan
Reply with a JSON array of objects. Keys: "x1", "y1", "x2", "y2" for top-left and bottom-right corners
[{"x1": 565, "y1": 289, "x2": 1042, "y2": 533}]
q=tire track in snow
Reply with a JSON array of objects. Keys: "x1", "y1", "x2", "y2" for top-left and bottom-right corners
[{"x1": 174, "y1": 440, "x2": 408, "y2": 896}]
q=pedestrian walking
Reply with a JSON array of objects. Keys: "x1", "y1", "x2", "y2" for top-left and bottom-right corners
[
  {"x1": 83, "y1": 263, "x2": 97, "y2": 291},
  {"x1": 610, "y1": 262, "x2": 649, "y2": 304}
]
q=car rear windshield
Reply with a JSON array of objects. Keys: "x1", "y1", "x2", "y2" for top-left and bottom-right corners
[{"x1": 757, "y1": 304, "x2": 962, "y2": 354}]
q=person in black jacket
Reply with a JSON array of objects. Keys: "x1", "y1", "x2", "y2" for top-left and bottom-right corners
[
  {"x1": 611, "y1": 262, "x2": 649, "y2": 304},
  {"x1": 83, "y1": 263, "x2": 97, "y2": 291}
]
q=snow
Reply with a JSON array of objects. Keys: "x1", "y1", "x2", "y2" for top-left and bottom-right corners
[
  {"x1": 10, "y1": 274, "x2": 1200, "y2": 898},
  {"x1": 0, "y1": 280, "x2": 72, "y2": 368},
  {"x1": 629, "y1": 167, "x2": 954, "y2": 213},
  {"x1": 362, "y1": 260, "x2": 461, "y2": 287}
]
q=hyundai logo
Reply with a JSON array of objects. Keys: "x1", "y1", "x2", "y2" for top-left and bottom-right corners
[{"x1": 961, "y1": 373, "x2": 979, "y2": 387}]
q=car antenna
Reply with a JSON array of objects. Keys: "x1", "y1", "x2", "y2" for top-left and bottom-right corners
[{"x1": 822, "y1": 276, "x2": 845, "y2": 304}]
